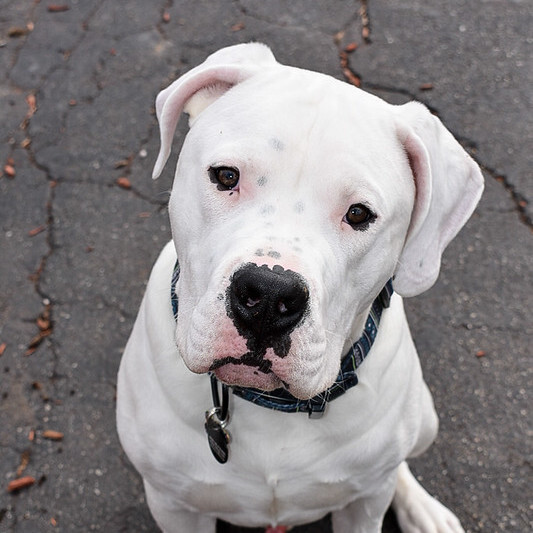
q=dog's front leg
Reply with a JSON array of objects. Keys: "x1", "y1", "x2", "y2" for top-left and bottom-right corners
[
  {"x1": 144, "y1": 480, "x2": 217, "y2": 533},
  {"x1": 392, "y1": 461, "x2": 464, "y2": 533},
  {"x1": 331, "y1": 474, "x2": 397, "y2": 533}
]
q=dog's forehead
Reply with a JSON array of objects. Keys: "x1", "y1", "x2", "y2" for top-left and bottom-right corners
[{"x1": 190, "y1": 67, "x2": 403, "y2": 182}]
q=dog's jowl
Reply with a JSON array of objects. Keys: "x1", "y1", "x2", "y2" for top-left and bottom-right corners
[{"x1": 117, "y1": 43, "x2": 483, "y2": 533}]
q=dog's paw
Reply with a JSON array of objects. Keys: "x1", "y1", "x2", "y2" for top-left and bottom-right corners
[
  {"x1": 394, "y1": 491, "x2": 464, "y2": 533},
  {"x1": 393, "y1": 463, "x2": 465, "y2": 533}
]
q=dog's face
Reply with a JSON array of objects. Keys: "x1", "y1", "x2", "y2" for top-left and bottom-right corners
[
  {"x1": 169, "y1": 72, "x2": 414, "y2": 399},
  {"x1": 155, "y1": 44, "x2": 483, "y2": 400}
]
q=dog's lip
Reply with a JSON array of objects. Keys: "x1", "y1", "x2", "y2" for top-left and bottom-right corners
[{"x1": 212, "y1": 362, "x2": 284, "y2": 392}]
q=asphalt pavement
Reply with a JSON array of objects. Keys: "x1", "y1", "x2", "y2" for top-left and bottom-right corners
[{"x1": 1, "y1": 1, "x2": 531, "y2": 532}]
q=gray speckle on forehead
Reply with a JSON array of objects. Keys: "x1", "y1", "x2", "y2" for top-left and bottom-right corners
[
  {"x1": 269, "y1": 138, "x2": 285, "y2": 151},
  {"x1": 293, "y1": 201, "x2": 305, "y2": 213},
  {"x1": 255, "y1": 249, "x2": 264, "y2": 256},
  {"x1": 260, "y1": 204, "x2": 276, "y2": 216},
  {"x1": 257, "y1": 176, "x2": 268, "y2": 187},
  {"x1": 268, "y1": 250, "x2": 281, "y2": 259}
]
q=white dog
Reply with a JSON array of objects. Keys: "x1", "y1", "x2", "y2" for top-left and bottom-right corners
[{"x1": 117, "y1": 43, "x2": 483, "y2": 533}]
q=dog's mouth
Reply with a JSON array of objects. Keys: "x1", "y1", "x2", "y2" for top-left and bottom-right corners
[
  {"x1": 211, "y1": 359, "x2": 285, "y2": 392},
  {"x1": 209, "y1": 352, "x2": 273, "y2": 375}
]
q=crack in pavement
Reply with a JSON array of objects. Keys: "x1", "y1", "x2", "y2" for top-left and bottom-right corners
[{"x1": 335, "y1": 1, "x2": 531, "y2": 230}]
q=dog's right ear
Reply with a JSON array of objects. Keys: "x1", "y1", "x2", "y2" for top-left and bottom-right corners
[{"x1": 152, "y1": 43, "x2": 276, "y2": 179}]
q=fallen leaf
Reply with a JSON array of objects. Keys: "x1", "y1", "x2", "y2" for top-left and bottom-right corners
[
  {"x1": 116, "y1": 176, "x2": 131, "y2": 189},
  {"x1": 114, "y1": 158, "x2": 131, "y2": 169},
  {"x1": 43, "y1": 430, "x2": 64, "y2": 441},
  {"x1": 36, "y1": 316, "x2": 50, "y2": 330},
  {"x1": 345, "y1": 42, "x2": 358, "y2": 53},
  {"x1": 333, "y1": 30, "x2": 345, "y2": 45},
  {"x1": 28, "y1": 225, "x2": 46, "y2": 237},
  {"x1": 8, "y1": 27, "x2": 28, "y2": 38},
  {"x1": 0, "y1": 343, "x2": 6, "y2": 356},
  {"x1": 7, "y1": 476, "x2": 35, "y2": 493},
  {"x1": 26, "y1": 94, "x2": 37, "y2": 115},
  {"x1": 162, "y1": 11, "x2": 170, "y2": 23},
  {"x1": 419, "y1": 83, "x2": 434, "y2": 91},
  {"x1": 342, "y1": 68, "x2": 361, "y2": 87},
  {"x1": 339, "y1": 51, "x2": 348, "y2": 68},
  {"x1": 47, "y1": 5, "x2": 69, "y2": 12},
  {"x1": 21, "y1": 138, "x2": 31, "y2": 148},
  {"x1": 28, "y1": 429, "x2": 35, "y2": 441},
  {"x1": 362, "y1": 26, "x2": 370, "y2": 40},
  {"x1": 4, "y1": 164, "x2": 16, "y2": 178},
  {"x1": 16, "y1": 450, "x2": 31, "y2": 477},
  {"x1": 69, "y1": 99, "x2": 77, "y2": 107},
  {"x1": 475, "y1": 350, "x2": 486, "y2": 358},
  {"x1": 50, "y1": 517, "x2": 58, "y2": 527},
  {"x1": 231, "y1": 22, "x2": 245, "y2": 32},
  {"x1": 26, "y1": 328, "x2": 52, "y2": 354}
]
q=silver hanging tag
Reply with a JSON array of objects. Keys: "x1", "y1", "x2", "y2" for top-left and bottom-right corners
[
  {"x1": 204, "y1": 407, "x2": 230, "y2": 464},
  {"x1": 205, "y1": 375, "x2": 231, "y2": 463}
]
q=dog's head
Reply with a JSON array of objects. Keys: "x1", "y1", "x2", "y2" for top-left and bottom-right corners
[{"x1": 153, "y1": 43, "x2": 483, "y2": 399}]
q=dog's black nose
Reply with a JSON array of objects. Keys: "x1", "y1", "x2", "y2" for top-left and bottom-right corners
[{"x1": 229, "y1": 263, "x2": 309, "y2": 339}]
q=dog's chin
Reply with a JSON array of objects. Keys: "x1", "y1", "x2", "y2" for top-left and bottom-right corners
[
  {"x1": 213, "y1": 364, "x2": 282, "y2": 392},
  {"x1": 213, "y1": 364, "x2": 333, "y2": 400}
]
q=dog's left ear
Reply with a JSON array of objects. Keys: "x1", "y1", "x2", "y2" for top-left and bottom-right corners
[
  {"x1": 152, "y1": 43, "x2": 277, "y2": 179},
  {"x1": 393, "y1": 102, "x2": 484, "y2": 297}
]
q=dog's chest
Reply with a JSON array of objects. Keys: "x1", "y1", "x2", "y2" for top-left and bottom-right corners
[{"x1": 165, "y1": 401, "x2": 404, "y2": 526}]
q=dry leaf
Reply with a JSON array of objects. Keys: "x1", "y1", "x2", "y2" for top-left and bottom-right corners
[
  {"x1": 16, "y1": 450, "x2": 31, "y2": 477},
  {"x1": 29, "y1": 225, "x2": 46, "y2": 237},
  {"x1": 231, "y1": 22, "x2": 245, "y2": 32},
  {"x1": 162, "y1": 11, "x2": 170, "y2": 23},
  {"x1": 26, "y1": 94, "x2": 37, "y2": 114},
  {"x1": 475, "y1": 350, "x2": 486, "y2": 358},
  {"x1": 345, "y1": 42, "x2": 358, "y2": 53},
  {"x1": 43, "y1": 430, "x2": 64, "y2": 441},
  {"x1": 343, "y1": 68, "x2": 361, "y2": 87},
  {"x1": 333, "y1": 30, "x2": 345, "y2": 45},
  {"x1": 4, "y1": 164, "x2": 16, "y2": 178},
  {"x1": 114, "y1": 159, "x2": 131, "y2": 169},
  {"x1": 0, "y1": 342, "x2": 6, "y2": 356},
  {"x1": 116, "y1": 177, "x2": 131, "y2": 189},
  {"x1": 8, "y1": 27, "x2": 28, "y2": 38},
  {"x1": 7, "y1": 476, "x2": 35, "y2": 493},
  {"x1": 47, "y1": 5, "x2": 70, "y2": 12},
  {"x1": 419, "y1": 83, "x2": 434, "y2": 91}
]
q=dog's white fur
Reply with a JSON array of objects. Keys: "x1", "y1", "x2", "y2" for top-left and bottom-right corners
[{"x1": 117, "y1": 43, "x2": 483, "y2": 532}]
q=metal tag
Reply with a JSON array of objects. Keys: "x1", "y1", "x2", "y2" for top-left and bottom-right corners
[{"x1": 204, "y1": 409, "x2": 230, "y2": 464}]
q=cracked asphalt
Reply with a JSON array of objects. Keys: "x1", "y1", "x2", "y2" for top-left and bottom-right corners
[{"x1": 1, "y1": 1, "x2": 531, "y2": 532}]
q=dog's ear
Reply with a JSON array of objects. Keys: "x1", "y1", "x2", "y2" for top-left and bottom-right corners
[
  {"x1": 152, "y1": 43, "x2": 276, "y2": 179},
  {"x1": 393, "y1": 102, "x2": 484, "y2": 297}
]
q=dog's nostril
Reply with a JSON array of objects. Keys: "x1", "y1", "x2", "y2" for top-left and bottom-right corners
[{"x1": 246, "y1": 296, "x2": 261, "y2": 308}]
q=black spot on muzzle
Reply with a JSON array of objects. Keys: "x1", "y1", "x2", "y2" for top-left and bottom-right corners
[{"x1": 224, "y1": 263, "x2": 309, "y2": 368}]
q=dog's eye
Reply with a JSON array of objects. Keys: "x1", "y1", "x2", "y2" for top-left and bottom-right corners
[
  {"x1": 209, "y1": 166, "x2": 240, "y2": 190},
  {"x1": 344, "y1": 204, "x2": 375, "y2": 229}
]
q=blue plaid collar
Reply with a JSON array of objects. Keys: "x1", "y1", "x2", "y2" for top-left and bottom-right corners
[{"x1": 171, "y1": 261, "x2": 393, "y2": 418}]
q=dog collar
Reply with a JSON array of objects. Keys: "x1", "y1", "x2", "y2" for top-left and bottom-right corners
[{"x1": 170, "y1": 261, "x2": 393, "y2": 418}]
